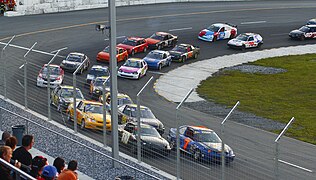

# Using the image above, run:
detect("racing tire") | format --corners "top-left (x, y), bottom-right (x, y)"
top-left (258, 43), bottom-right (263, 48)
top-left (193, 150), bottom-right (201, 161)
top-left (143, 47), bottom-right (147, 53)
top-left (158, 64), bottom-right (162, 70)
top-left (80, 119), bottom-right (86, 130)
top-left (181, 56), bottom-right (186, 63)
top-left (213, 36), bottom-right (217, 42)
top-left (300, 35), bottom-right (305, 41)
top-left (131, 50), bottom-right (135, 56)
top-left (241, 45), bottom-right (246, 51)
top-left (194, 53), bottom-right (198, 59)
top-left (167, 60), bottom-right (171, 67)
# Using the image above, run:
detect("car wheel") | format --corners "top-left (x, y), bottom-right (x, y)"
top-left (194, 150), bottom-right (201, 161)
top-left (143, 47), bottom-right (147, 53)
top-left (131, 50), bottom-right (135, 56)
top-left (194, 53), bottom-right (198, 59)
top-left (241, 45), bottom-right (246, 51)
top-left (167, 60), bottom-right (171, 66)
top-left (213, 36), bottom-right (217, 42)
top-left (181, 56), bottom-right (186, 63)
top-left (258, 42), bottom-right (263, 48)
top-left (158, 64), bottom-right (162, 70)
top-left (80, 119), bottom-right (86, 129)
top-left (300, 35), bottom-right (305, 41)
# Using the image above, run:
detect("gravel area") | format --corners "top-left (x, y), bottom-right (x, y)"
top-left (184, 65), bottom-right (286, 131)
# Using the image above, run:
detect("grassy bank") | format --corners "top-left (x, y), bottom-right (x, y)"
top-left (197, 54), bottom-right (316, 144)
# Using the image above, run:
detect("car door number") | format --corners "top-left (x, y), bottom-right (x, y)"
top-left (183, 138), bottom-right (191, 150)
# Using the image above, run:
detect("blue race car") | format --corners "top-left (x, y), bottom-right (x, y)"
top-left (198, 23), bottom-right (237, 42)
top-left (167, 125), bottom-right (235, 163)
top-left (142, 50), bottom-right (172, 70)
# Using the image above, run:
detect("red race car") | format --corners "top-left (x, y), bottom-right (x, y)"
top-left (146, 32), bottom-right (178, 50)
top-left (117, 37), bottom-right (148, 56)
top-left (96, 46), bottom-right (128, 63)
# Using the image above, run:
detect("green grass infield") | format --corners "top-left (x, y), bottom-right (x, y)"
top-left (197, 54), bottom-right (316, 144)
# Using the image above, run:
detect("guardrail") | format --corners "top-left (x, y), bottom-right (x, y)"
top-left (0, 158), bottom-right (36, 180)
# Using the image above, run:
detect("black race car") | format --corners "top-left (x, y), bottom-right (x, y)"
top-left (60, 52), bottom-right (90, 74)
top-left (289, 25), bottom-right (316, 41)
top-left (118, 122), bottom-right (171, 156)
top-left (169, 44), bottom-right (200, 62)
top-left (145, 32), bottom-right (178, 50)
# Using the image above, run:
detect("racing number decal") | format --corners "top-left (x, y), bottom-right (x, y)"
top-left (183, 138), bottom-right (191, 150)
top-left (187, 51), bottom-right (193, 58)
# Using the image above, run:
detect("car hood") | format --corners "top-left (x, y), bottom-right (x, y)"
top-left (117, 44), bottom-right (133, 50)
top-left (201, 142), bottom-right (231, 152)
top-left (290, 30), bottom-right (304, 34)
top-left (141, 136), bottom-right (169, 147)
top-left (40, 74), bottom-right (59, 79)
top-left (119, 66), bottom-right (139, 73)
top-left (143, 57), bottom-right (160, 63)
top-left (228, 39), bottom-right (244, 44)
top-left (145, 38), bottom-right (160, 45)
top-left (97, 51), bottom-right (110, 60)
top-left (169, 51), bottom-right (182, 56)
top-left (62, 60), bottom-right (80, 65)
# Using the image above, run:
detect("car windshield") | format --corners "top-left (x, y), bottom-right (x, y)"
top-left (299, 26), bottom-right (310, 32)
top-left (171, 46), bottom-right (187, 53)
top-left (140, 126), bottom-right (161, 137)
top-left (95, 78), bottom-right (110, 87)
top-left (118, 98), bottom-right (133, 106)
top-left (194, 131), bottom-right (222, 143)
top-left (130, 108), bottom-right (155, 118)
top-left (102, 46), bottom-right (110, 53)
top-left (41, 66), bottom-right (60, 75)
top-left (89, 68), bottom-right (109, 77)
top-left (207, 25), bottom-right (220, 32)
top-left (122, 39), bottom-right (137, 46)
top-left (146, 52), bottom-right (163, 59)
top-left (66, 54), bottom-right (83, 62)
top-left (124, 60), bottom-right (141, 68)
top-left (85, 104), bottom-right (103, 114)
top-left (60, 89), bottom-right (83, 99)
top-left (149, 33), bottom-right (164, 41)
top-left (236, 34), bottom-right (249, 41)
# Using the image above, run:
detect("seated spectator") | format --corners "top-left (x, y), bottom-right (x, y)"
top-left (0, 131), bottom-right (11, 146)
top-left (5, 136), bottom-right (18, 150)
top-left (30, 156), bottom-right (48, 178)
top-left (58, 160), bottom-right (78, 180)
top-left (12, 134), bottom-right (34, 172)
top-left (41, 165), bottom-right (57, 180)
top-left (0, 146), bottom-right (20, 180)
top-left (53, 157), bottom-right (65, 174)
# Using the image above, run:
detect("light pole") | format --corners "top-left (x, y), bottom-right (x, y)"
top-left (136, 76), bottom-right (153, 162)
top-left (176, 88), bottom-right (194, 180)
top-left (47, 47), bottom-right (68, 121)
top-left (220, 101), bottom-right (239, 180)
top-left (73, 58), bottom-right (88, 134)
top-left (23, 42), bottom-right (37, 109)
top-left (1, 35), bottom-right (15, 99)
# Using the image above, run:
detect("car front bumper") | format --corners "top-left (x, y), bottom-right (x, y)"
top-left (118, 72), bottom-right (139, 79)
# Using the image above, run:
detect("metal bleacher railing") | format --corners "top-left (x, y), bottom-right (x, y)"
top-left (0, 158), bottom-right (36, 180)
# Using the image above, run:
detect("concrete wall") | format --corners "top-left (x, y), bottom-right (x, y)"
top-left (7, 0), bottom-right (242, 16)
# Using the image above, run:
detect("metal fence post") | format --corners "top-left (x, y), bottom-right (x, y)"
top-left (136, 76), bottom-right (153, 162)
top-left (0, 108), bottom-right (2, 130)
top-left (102, 80), bottom-right (107, 147)
top-left (274, 117), bottom-right (295, 180)
top-left (1, 36), bottom-right (15, 99)
top-left (220, 101), bottom-right (239, 180)
top-left (176, 88), bottom-right (194, 180)
top-left (23, 42), bottom-right (37, 110)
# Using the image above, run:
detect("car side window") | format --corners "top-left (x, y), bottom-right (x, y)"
top-left (184, 128), bottom-right (194, 138)
top-left (220, 27), bottom-right (225, 32)
top-left (123, 107), bottom-right (131, 116)
top-left (163, 53), bottom-right (167, 59)
top-left (248, 37), bottom-right (254, 41)
top-left (77, 101), bottom-right (83, 109)
top-left (119, 49), bottom-right (123, 54)
top-left (124, 124), bottom-right (134, 133)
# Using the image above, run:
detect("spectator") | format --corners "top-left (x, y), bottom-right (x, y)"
top-left (58, 160), bottom-right (78, 180)
top-left (53, 157), bottom-right (65, 174)
top-left (5, 136), bottom-right (18, 150)
top-left (0, 131), bottom-right (11, 146)
top-left (41, 165), bottom-right (57, 180)
top-left (12, 134), bottom-right (34, 172)
top-left (0, 146), bottom-right (20, 180)
top-left (30, 156), bottom-right (48, 178)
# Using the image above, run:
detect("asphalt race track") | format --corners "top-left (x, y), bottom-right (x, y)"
top-left (1, 1), bottom-right (316, 179)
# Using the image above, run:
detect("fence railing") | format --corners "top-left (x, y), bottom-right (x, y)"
top-left (0, 158), bottom-right (36, 180)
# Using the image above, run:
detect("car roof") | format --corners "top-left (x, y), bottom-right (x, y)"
top-left (127, 37), bottom-right (145, 41)
top-left (82, 100), bottom-right (102, 105)
top-left (43, 64), bottom-right (60, 68)
top-left (60, 85), bottom-right (80, 90)
top-left (68, 52), bottom-right (85, 56)
top-left (91, 65), bottom-right (108, 70)
top-left (95, 76), bottom-right (109, 80)
top-left (305, 24), bottom-right (316, 27)
top-left (125, 104), bottom-right (147, 109)
top-left (178, 43), bottom-right (192, 48)
top-left (187, 125), bottom-right (213, 132)
top-left (150, 50), bottom-right (166, 54)
top-left (155, 32), bottom-right (170, 36)
top-left (126, 58), bottom-right (143, 62)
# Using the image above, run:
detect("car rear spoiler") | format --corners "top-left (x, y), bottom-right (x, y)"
top-left (225, 23), bottom-right (237, 28)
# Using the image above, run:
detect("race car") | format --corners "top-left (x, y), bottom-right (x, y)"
top-left (227, 33), bottom-right (263, 50)
top-left (118, 104), bottom-right (165, 134)
top-left (36, 64), bottom-right (64, 88)
top-left (167, 125), bottom-right (235, 163)
top-left (96, 46), bottom-right (128, 63)
top-left (86, 65), bottom-right (110, 84)
top-left (143, 50), bottom-right (172, 70)
top-left (169, 44), bottom-right (200, 62)
top-left (198, 23), bottom-right (237, 42)
top-left (289, 24), bottom-right (316, 40)
top-left (51, 85), bottom-right (85, 112)
top-left (116, 37), bottom-right (148, 56)
top-left (117, 58), bottom-right (148, 80)
top-left (60, 52), bottom-right (90, 74)
top-left (145, 32), bottom-right (178, 50)
top-left (119, 122), bottom-right (171, 155)
top-left (89, 76), bottom-right (110, 100)
top-left (99, 92), bottom-right (134, 108)
top-left (66, 100), bottom-right (111, 131)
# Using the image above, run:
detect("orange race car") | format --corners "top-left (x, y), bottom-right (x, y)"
top-left (96, 46), bottom-right (128, 63)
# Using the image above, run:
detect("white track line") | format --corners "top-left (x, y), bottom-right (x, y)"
top-left (240, 21), bottom-right (266, 25)
top-left (169, 27), bottom-right (192, 32)
top-left (19, 64), bottom-right (25, 69)
top-left (278, 159), bottom-right (313, 173)
top-left (104, 36), bottom-right (126, 41)
top-left (17, 80), bottom-right (24, 88)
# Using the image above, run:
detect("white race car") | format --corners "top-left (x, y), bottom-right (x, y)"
top-left (227, 33), bottom-right (263, 50)
top-left (117, 58), bottom-right (148, 80)
top-left (37, 64), bottom-right (64, 88)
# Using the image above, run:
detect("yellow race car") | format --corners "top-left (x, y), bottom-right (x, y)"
top-left (66, 100), bottom-right (111, 131)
